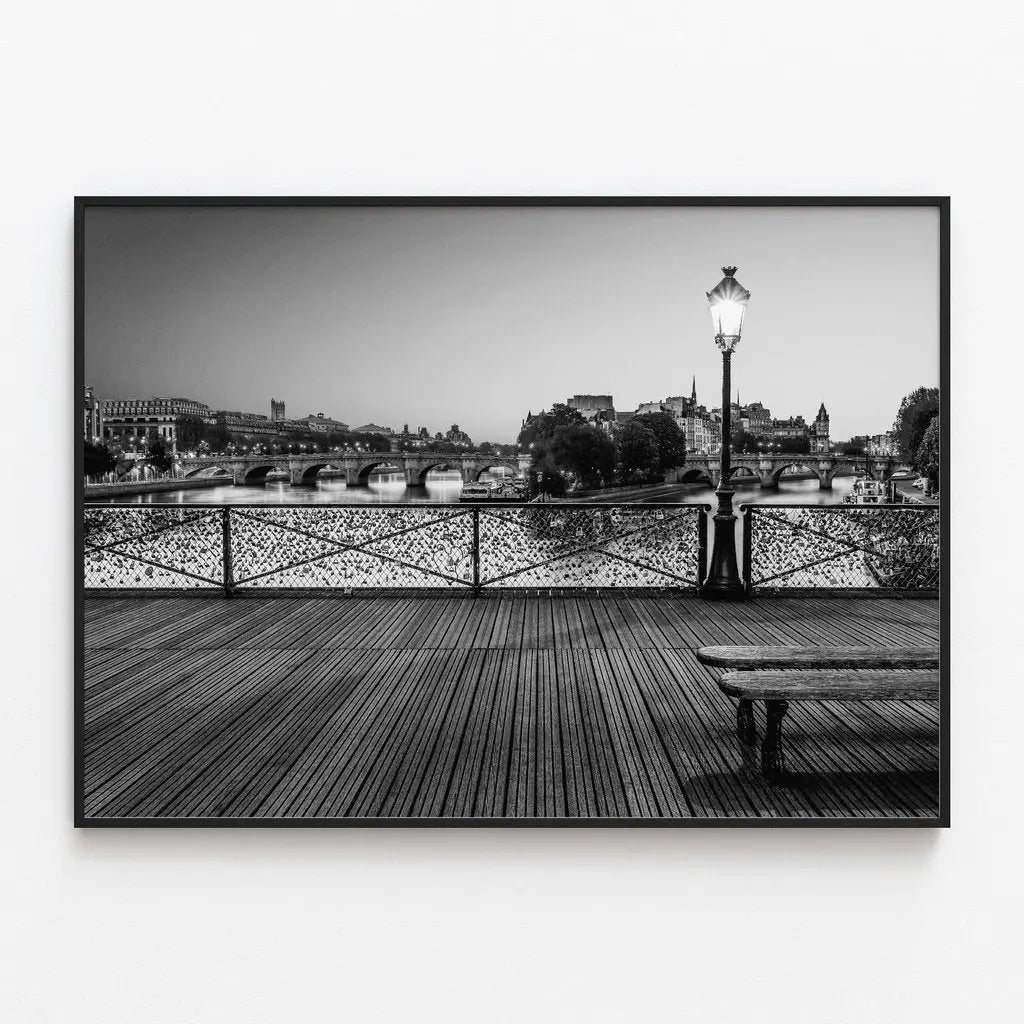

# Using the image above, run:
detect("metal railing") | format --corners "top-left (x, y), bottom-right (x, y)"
top-left (83, 503), bottom-right (709, 593)
top-left (741, 503), bottom-right (940, 594)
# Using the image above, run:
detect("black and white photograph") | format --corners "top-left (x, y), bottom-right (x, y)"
top-left (77, 197), bottom-right (946, 824)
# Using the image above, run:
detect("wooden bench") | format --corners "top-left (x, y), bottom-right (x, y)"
top-left (695, 646), bottom-right (940, 782)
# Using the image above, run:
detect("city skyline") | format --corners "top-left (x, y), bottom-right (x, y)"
top-left (84, 205), bottom-right (939, 443)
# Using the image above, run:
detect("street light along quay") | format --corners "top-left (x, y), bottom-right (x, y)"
top-left (701, 266), bottom-right (750, 601)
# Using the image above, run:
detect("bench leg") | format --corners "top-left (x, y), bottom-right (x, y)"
top-left (736, 699), bottom-right (757, 745)
top-left (761, 700), bottom-right (789, 782)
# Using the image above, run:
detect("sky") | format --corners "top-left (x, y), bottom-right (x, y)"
top-left (84, 204), bottom-right (939, 443)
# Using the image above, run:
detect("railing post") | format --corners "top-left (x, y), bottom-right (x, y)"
top-left (472, 507), bottom-right (481, 591)
top-left (741, 504), bottom-right (752, 592)
top-left (222, 508), bottom-right (235, 598)
top-left (697, 505), bottom-right (709, 587)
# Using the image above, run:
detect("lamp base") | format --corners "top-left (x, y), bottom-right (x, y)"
top-left (701, 488), bottom-right (746, 601)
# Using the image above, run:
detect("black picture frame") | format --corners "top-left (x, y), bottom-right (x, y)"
top-left (75, 195), bottom-right (950, 828)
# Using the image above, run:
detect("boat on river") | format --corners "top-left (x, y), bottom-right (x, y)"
top-left (843, 476), bottom-right (887, 504)
top-left (459, 481), bottom-right (528, 503)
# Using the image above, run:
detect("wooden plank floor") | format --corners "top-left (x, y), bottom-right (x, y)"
top-left (82, 594), bottom-right (941, 821)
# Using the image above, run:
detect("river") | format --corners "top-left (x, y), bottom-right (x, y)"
top-left (93, 469), bottom-right (864, 506)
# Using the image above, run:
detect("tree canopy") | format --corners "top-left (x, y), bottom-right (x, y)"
top-left (893, 387), bottom-right (939, 463)
top-left (517, 403), bottom-right (586, 450)
top-left (146, 439), bottom-right (174, 472)
top-left (834, 438), bottom-right (867, 457)
top-left (631, 412), bottom-right (685, 472)
top-left (532, 423), bottom-right (616, 490)
top-left (773, 436), bottom-right (811, 455)
top-left (615, 421), bottom-right (660, 482)
top-left (916, 414), bottom-right (940, 491)
top-left (730, 428), bottom-right (761, 455)
top-left (83, 441), bottom-right (117, 478)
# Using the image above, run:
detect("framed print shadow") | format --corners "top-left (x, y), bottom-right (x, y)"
top-left (75, 196), bottom-right (949, 827)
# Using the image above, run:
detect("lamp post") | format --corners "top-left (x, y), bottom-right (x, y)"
top-left (702, 266), bottom-right (750, 600)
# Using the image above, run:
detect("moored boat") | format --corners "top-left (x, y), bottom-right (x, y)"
top-left (459, 480), bottom-right (528, 503)
top-left (843, 476), bottom-right (887, 504)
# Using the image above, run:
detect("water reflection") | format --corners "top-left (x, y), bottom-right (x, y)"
top-left (95, 468), bottom-right (864, 507)
top-left (649, 474), bottom-right (861, 506)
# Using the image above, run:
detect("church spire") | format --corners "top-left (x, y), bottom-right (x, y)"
top-left (691, 375), bottom-right (697, 404)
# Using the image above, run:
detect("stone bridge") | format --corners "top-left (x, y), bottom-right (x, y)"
top-left (178, 452), bottom-right (530, 487)
top-left (668, 453), bottom-right (905, 490)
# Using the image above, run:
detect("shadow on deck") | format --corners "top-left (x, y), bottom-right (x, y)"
top-left (82, 594), bottom-right (941, 822)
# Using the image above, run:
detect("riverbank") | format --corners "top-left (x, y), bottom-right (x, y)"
top-left (892, 479), bottom-right (939, 505)
top-left (561, 481), bottom-right (686, 503)
top-left (84, 478), bottom-right (224, 500)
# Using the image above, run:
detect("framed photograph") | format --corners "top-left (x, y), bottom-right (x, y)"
top-left (76, 197), bottom-right (948, 826)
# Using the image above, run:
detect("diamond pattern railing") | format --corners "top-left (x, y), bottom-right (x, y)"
top-left (83, 504), bottom-right (709, 592)
top-left (228, 507), bottom-right (475, 589)
top-left (742, 504), bottom-right (940, 592)
top-left (477, 506), bottom-right (706, 588)
top-left (83, 507), bottom-right (225, 589)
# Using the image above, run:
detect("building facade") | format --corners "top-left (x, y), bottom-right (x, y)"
top-left (771, 415), bottom-right (809, 441)
top-left (635, 379), bottom-right (717, 454)
top-left (270, 398), bottom-right (286, 421)
top-left (214, 410), bottom-right (282, 441)
top-left (868, 431), bottom-right (895, 456)
top-left (351, 422), bottom-right (394, 436)
top-left (101, 396), bottom-right (211, 452)
top-left (740, 401), bottom-right (773, 436)
top-left (83, 386), bottom-right (103, 443)
top-left (810, 403), bottom-right (831, 453)
top-left (286, 413), bottom-right (350, 435)
top-left (567, 394), bottom-right (615, 420)
top-left (444, 424), bottom-right (472, 446)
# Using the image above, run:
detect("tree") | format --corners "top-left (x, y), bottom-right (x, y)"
top-left (530, 468), bottom-right (567, 498)
top-left (916, 414), bottom-right (940, 492)
top-left (205, 421), bottom-right (231, 452)
top-left (83, 441), bottom-right (116, 477)
top-left (730, 427), bottom-right (761, 454)
top-left (616, 421), bottom-right (660, 482)
top-left (146, 439), bottom-right (174, 472)
top-left (631, 412), bottom-right (685, 472)
top-left (774, 436), bottom-right (811, 455)
top-left (893, 387), bottom-right (939, 463)
top-left (175, 415), bottom-right (208, 450)
top-left (517, 403), bottom-right (586, 450)
top-left (363, 433), bottom-right (392, 453)
top-left (531, 424), bottom-right (615, 490)
top-left (835, 437), bottom-right (867, 457)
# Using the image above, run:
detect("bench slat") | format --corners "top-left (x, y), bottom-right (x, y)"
top-left (697, 645), bottom-right (939, 670)
top-left (720, 669), bottom-right (940, 702)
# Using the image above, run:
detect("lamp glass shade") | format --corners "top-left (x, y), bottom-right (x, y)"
top-left (707, 267), bottom-right (750, 352)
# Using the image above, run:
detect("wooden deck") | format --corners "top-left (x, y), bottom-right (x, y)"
top-left (82, 594), bottom-right (941, 821)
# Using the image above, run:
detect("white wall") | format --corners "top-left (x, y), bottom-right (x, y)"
top-left (1, 2), bottom-right (1021, 1021)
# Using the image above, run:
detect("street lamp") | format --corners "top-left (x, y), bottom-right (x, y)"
top-left (702, 266), bottom-right (750, 600)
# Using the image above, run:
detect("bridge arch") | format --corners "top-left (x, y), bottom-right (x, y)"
top-left (296, 462), bottom-right (342, 485)
top-left (354, 460), bottom-right (404, 486)
top-left (679, 467), bottom-right (714, 486)
top-left (767, 462), bottom-right (813, 488)
top-left (240, 464), bottom-right (279, 484)
top-left (727, 465), bottom-right (759, 481)
top-left (185, 465), bottom-right (231, 480)
top-left (473, 462), bottom-right (517, 482)
top-left (405, 461), bottom-right (457, 487)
